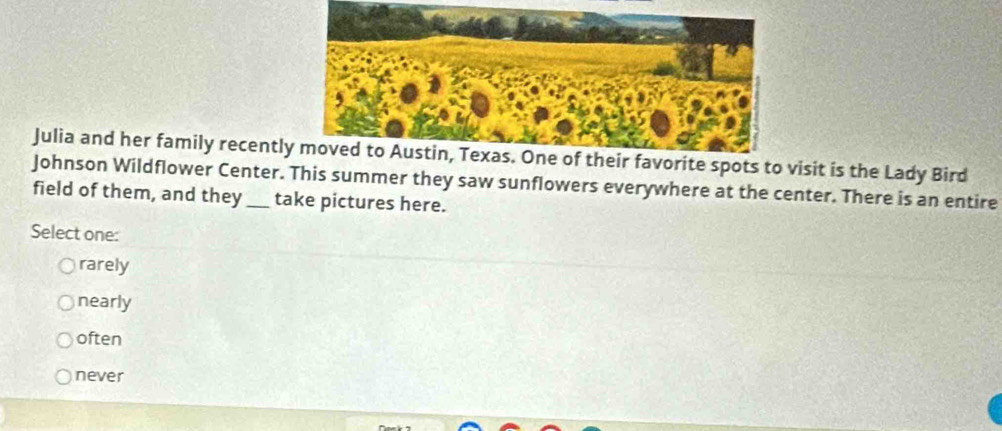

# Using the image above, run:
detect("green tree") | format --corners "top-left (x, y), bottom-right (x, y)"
top-left (368, 4), bottom-right (389, 19)
top-left (514, 16), bottom-right (529, 40)
top-left (484, 16), bottom-right (510, 39)
top-left (454, 18), bottom-right (485, 38)
top-left (681, 18), bottom-right (753, 80)
top-left (430, 15), bottom-right (450, 34)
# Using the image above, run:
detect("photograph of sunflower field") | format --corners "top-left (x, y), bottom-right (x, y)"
top-left (324, 1), bottom-right (755, 152)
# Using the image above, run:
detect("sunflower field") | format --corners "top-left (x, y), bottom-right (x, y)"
top-left (324, 36), bottom-right (753, 152)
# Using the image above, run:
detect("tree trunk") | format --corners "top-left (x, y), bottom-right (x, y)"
top-left (705, 44), bottom-right (714, 81)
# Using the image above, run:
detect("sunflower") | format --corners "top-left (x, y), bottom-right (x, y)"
top-left (477, 114), bottom-right (523, 143)
top-left (426, 64), bottom-right (451, 104)
top-left (719, 112), bottom-right (742, 134)
top-left (701, 104), bottom-right (718, 119)
top-left (527, 98), bottom-right (557, 126)
top-left (512, 95), bottom-right (529, 114)
top-left (327, 83), bottom-right (356, 110)
top-left (502, 88), bottom-right (520, 105)
top-left (582, 114), bottom-right (603, 131)
top-left (348, 73), bottom-right (377, 99)
top-left (676, 131), bottom-right (691, 145)
top-left (590, 100), bottom-right (615, 118)
top-left (335, 59), bottom-right (354, 75)
top-left (735, 91), bottom-right (752, 114)
top-left (635, 88), bottom-right (650, 106)
top-left (534, 123), bottom-right (556, 145)
top-left (379, 110), bottom-right (413, 138)
top-left (682, 108), bottom-right (700, 132)
top-left (465, 78), bottom-right (498, 123)
top-left (645, 96), bottom-right (682, 150)
top-left (376, 64), bottom-right (394, 79)
top-left (390, 70), bottom-right (426, 113)
top-left (550, 113), bottom-right (579, 140)
top-left (716, 100), bottom-right (733, 116)
top-left (626, 110), bottom-right (647, 128)
top-left (564, 88), bottom-right (583, 108)
top-left (695, 128), bottom-right (736, 152)
top-left (527, 81), bottom-right (543, 96)
top-left (448, 106), bottom-right (467, 125)
top-left (621, 88), bottom-right (637, 108)
top-left (427, 104), bottom-right (452, 123)
top-left (685, 94), bottom-right (710, 113)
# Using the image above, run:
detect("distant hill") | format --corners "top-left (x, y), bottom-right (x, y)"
top-left (339, 2), bottom-right (684, 32)
top-left (329, 1), bottom-right (686, 44)
top-left (577, 12), bottom-right (623, 28)
top-left (611, 14), bottom-right (684, 30)
top-left (421, 8), bottom-right (625, 29)
top-left (421, 7), bottom-right (583, 26)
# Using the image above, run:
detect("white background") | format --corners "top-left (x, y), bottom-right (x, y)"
top-left (1, 1), bottom-right (1000, 430)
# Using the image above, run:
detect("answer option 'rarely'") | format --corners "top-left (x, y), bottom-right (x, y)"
top-left (60, 257), bottom-right (130, 276)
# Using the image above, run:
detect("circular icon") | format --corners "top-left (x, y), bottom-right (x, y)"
top-left (582, 427), bottom-right (601, 431)
top-left (57, 295), bottom-right (74, 311)
top-left (55, 369), bottom-right (72, 385)
top-left (58, 258), bottom-right (75, 275)
top-left (989, 393), bottom-right (1002, 425)
top-left (500, 423), bottom-right (520, 431)
top-left (459, 421), bottom-right (482, 431)
top-left (56, 332), bottom-right (73, 348)
top-left (541, 425), bottom-right (561, 431)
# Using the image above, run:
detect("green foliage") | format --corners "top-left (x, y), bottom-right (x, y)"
top-left (737, 113), bottom-right (752, 141)
top-left (430, 15), bottom-right (450, 34)
top-left (681, 17), bottom-right (754, 50)
top-left (652, 61), bottom-right (679, 77)
top-left (327, 2), bottom-right (431, 41)
top-left (677, 44), bottom-right (708, 74)
top-left (328, 1), bottom-right (666, 44)
top-left (680, 18), bottom-right (753, 81)
top-left (338, 91), bottom-right (380, 136)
